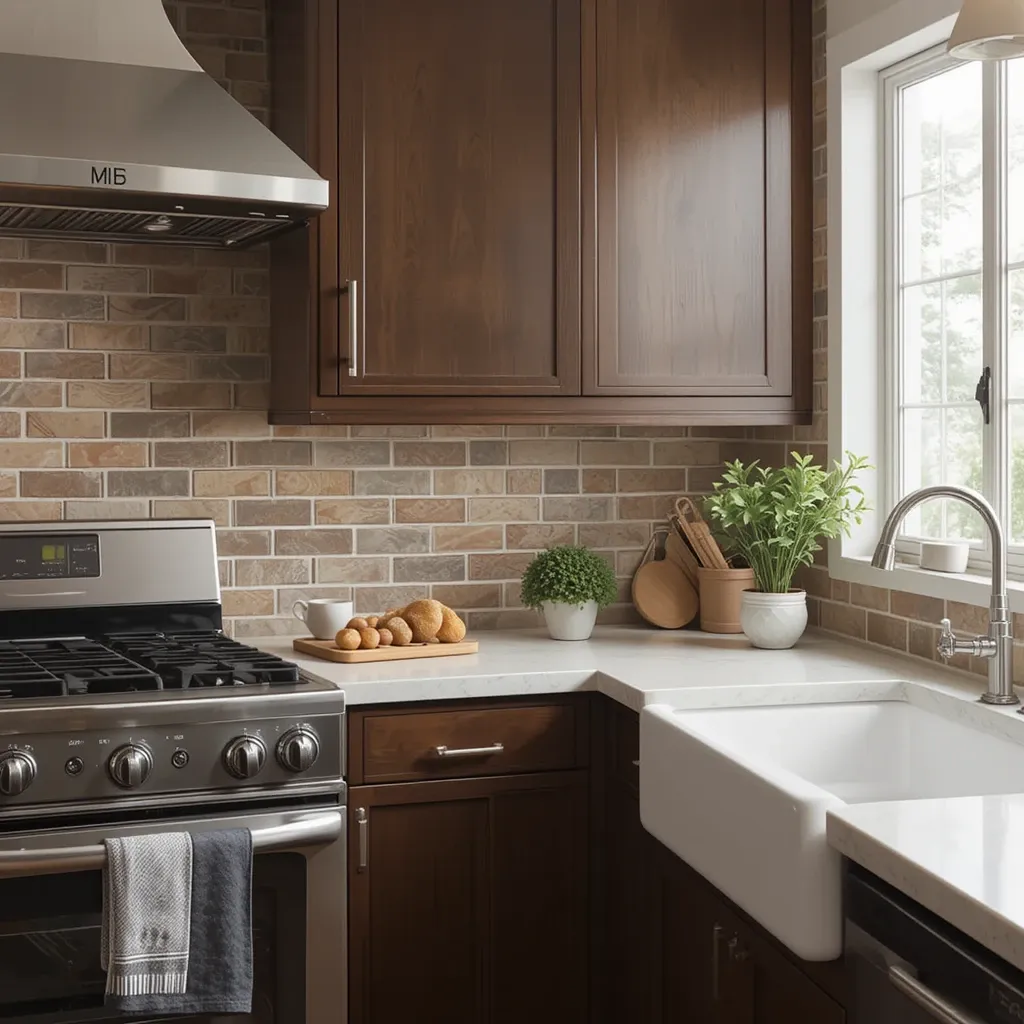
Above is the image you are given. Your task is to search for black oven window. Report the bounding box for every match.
[0,855,306,1024]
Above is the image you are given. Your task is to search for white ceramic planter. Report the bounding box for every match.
[542,600,599,641]
[740,590,808,650]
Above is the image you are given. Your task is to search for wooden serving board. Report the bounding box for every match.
[293,637,479,664]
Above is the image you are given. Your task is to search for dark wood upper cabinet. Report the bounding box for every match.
[329,0,581,398]
[269,0,812,425]
[586,0,805,399]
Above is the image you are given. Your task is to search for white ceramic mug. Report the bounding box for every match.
[292,599,354,640]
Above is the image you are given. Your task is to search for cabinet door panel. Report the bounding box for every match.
[350,798,488,1023]
[349,772,589,1024]
[334,0,581,396]
[587,0,795,397]
[604,783,657,1023]
[662,866,761,1024]
[748,929,845,1024]
[492,781,589,1024]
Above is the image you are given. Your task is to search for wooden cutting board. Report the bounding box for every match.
[293,637,479,664]
[631,533,699,630]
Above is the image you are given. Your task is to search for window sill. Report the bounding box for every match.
[830,554,1024,614]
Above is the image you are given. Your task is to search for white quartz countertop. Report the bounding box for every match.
[253,624,968,710]
[254,624,1024,971]
[828,797,1024,972]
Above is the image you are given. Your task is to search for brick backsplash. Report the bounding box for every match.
[0,0,730,638]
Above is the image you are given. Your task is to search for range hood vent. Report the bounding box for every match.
[0,203,293,248]
[0,0,328,249]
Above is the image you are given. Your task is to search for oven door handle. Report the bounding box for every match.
[0,812,342,878]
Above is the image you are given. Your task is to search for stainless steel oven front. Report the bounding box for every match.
[0,803,346,1024]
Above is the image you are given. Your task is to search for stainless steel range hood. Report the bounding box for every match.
[0,0,328,248]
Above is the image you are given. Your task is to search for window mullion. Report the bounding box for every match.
[983,60,1009,547]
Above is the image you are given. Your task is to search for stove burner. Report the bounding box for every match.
[0,639,161,699]
[103,631,301,689]
[0,632,302,700]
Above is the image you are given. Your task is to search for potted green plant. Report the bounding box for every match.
[703,452,869,649]
[521,545,618,641]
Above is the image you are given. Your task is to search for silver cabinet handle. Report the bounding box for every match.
[0,812,341,879]
[631,759,640,767]
[435,743,505,758]
[889,965,982,1024]
[356,807,368,872]
[343,279,358,378]
[712,923,724,1001]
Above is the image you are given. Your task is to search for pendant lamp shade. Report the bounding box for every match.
[948,0,1024,59]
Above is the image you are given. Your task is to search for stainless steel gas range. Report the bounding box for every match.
[0,518,346,1024]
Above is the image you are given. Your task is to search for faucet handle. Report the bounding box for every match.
[938,618,956,662]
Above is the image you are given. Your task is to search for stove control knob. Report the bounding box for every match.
[0,751,36,796]
[223,736,267,780]
[108,744,153,789]
[277,727,320,774]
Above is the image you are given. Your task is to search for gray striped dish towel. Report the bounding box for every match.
[101,832,193,998]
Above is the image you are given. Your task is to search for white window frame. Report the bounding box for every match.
[826,0,1024,613]
[881,46,996,576]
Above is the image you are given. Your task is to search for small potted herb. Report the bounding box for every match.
[704,452,869,649]
[521,545,618,641]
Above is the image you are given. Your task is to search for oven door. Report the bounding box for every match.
[0,804,345,1024]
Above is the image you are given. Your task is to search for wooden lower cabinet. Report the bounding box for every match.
[348,771,589,1024]
[346,696,845,1024]
[601,702,846,1024]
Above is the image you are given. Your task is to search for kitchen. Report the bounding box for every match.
[0,0,1023,1021]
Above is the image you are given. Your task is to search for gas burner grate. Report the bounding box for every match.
[102,631,302,689]
[0,639,161,698]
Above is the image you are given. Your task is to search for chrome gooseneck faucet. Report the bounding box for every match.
[871,485,1019,706]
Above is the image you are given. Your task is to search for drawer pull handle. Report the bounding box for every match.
[435,743,505,758]
[631,759,640,767]
[356,807,368,872]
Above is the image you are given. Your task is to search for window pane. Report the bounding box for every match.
[901,406,984,541]
[1008,268,1024,398]
[901,407,943,537]
[1006,61,1024,264]
[944,406,985,541]
[901,174,982,281]
[901,62,982,196]
[896,62,985,547]
[1011,405,1024,544]
[901,275,982,405]
[943,274,983,402]
[901,281,942,404]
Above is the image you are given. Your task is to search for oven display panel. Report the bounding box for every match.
[0,534,100,580]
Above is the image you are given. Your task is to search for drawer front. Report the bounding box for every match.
[356,702,585,783]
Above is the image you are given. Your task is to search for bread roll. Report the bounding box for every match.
[403,599,444,642]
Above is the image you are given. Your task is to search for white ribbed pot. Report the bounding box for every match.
[541,600,599,641]
[740,590,808,650]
